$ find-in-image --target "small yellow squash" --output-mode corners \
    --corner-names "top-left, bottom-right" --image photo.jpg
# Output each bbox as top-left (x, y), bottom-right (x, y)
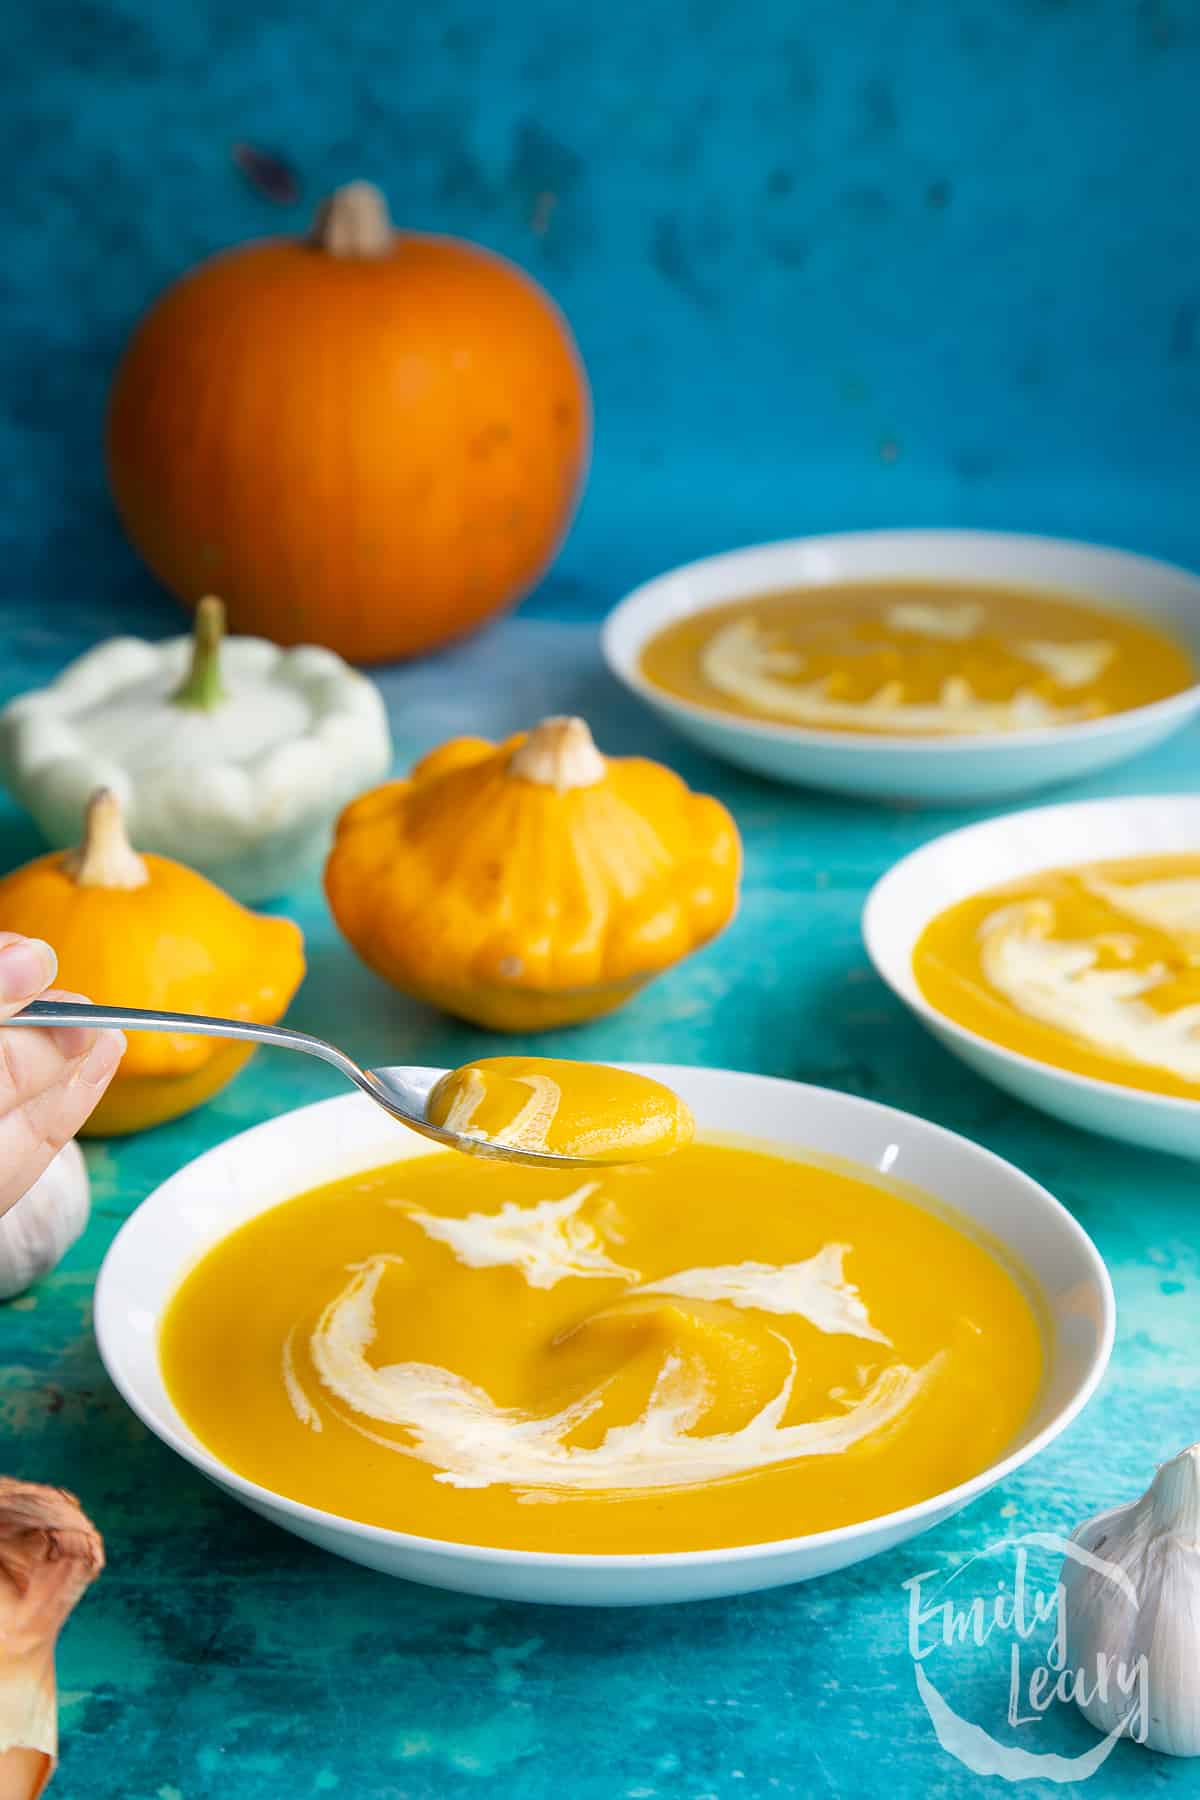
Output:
top-left (0, 789), bottom-right (305, 1134)
top-left (325, 716), bottom-right (740, 1030)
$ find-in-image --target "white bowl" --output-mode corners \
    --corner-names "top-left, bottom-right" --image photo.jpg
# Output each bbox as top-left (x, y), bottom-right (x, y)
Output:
top-left (864, 795), bottom-right (1200, 1157)
top-left (94, 1066), bottom-right (1113, 1606)
top-left (602, 529), bottom-right (1200, 804)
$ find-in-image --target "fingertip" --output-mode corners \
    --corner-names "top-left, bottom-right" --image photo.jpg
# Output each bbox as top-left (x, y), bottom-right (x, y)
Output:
top-left (75, 1030), bottom-right (126, 1090)
top-left (41, 990), bottom-right (97, 1060)
top-left (0, 937), bottom-right (58, 1008)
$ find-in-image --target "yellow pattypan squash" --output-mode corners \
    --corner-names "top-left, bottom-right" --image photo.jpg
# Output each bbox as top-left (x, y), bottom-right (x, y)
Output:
top-left (0, 788), bottom-right (305, 1134)
top-left (325, 715), bottom-right (741, 1031)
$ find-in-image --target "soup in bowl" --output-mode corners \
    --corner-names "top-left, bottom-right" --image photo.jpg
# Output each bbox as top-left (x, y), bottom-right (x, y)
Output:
top-left (604, 531), bottom-right (1200, 804)
top-left (94, 1068), bottom-right (1113, 1605)
top-left (865, 796), bottom-right (1200, 1159)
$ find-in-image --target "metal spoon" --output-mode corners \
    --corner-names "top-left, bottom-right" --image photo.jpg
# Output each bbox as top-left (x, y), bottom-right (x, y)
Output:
top-left (9, 999), bottom-right (601, 1169)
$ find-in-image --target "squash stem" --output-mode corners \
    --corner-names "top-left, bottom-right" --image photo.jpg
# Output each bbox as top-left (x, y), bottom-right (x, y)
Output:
top-left (509, 717), bottom-right (607, 791)
top-left (310, 182), bottom-right (393, 257)
top-left (63, 789), bottom-right (150, 890)
top-left (173, 596), bottom-right (227, 710)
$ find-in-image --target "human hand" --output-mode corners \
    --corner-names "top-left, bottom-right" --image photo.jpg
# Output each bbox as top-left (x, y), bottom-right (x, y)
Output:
top-left (0, 934), bottom-right (125, 1219)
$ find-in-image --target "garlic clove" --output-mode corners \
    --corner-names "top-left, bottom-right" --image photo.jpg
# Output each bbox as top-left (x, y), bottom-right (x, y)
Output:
top-left (0, 1144), bottom-right (89, 1303)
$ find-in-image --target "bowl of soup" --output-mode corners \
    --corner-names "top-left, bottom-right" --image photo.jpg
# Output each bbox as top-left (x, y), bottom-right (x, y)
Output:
top-left (864, 796), bottom-right (1200, 1156)
top-left (94, 1066), bottom-right (1113, 1605)
top-left (603, 531), bottom-right (1200, 803)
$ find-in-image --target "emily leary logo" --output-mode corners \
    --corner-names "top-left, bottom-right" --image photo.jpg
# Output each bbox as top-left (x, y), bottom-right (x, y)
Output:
top-left (903, 1531), bottom-right (1149, 1782)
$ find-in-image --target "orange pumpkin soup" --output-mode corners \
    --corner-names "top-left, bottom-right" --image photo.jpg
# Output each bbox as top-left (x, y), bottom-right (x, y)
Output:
top-left (915, 853), bottom-right (1200, 1098)
top-left (427, 1056), bottom-right (694, 1161)
top-left (160, 1141), bottom-right (1042, 1553)
top-left (640, 582), bottom-right (1192, 736)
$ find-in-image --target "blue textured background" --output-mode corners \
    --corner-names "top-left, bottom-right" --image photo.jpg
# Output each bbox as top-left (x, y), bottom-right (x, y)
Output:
top-left (3, 2), bottom-right (1200, 1796)
top-left (5, 0), bottom-right (1200, 641)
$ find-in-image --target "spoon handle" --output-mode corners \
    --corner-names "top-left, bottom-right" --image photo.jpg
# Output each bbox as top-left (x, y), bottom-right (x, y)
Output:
top-left (9, 1004), bottom-right (583, 1169)
top-left (9, 999), bottom-right (340, 1064)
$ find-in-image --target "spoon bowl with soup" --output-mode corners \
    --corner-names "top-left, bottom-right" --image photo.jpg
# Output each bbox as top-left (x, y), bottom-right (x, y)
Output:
top-left (8, 1000), bottom-right (691, 1168)
top-left (427, 1056), bottom-right (694, 1162)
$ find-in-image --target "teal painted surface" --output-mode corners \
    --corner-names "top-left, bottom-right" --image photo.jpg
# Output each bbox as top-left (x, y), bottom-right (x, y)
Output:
top-left (3, 614), bottom-right (1200, 1798)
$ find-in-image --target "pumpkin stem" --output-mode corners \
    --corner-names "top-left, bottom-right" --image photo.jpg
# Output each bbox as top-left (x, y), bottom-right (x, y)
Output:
top-left (310, 182), bottom-right (393, 257)
top-left (62, 790), bottom-right (150, 891)
top-left (509, 717), bottom-right (607, 792)
top-left (172, 596), bottom-right (228, 710)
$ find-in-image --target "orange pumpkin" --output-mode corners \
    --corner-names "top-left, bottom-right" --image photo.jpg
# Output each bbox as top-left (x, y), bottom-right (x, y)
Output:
top-left (106, 182), bottom-right (591, 664)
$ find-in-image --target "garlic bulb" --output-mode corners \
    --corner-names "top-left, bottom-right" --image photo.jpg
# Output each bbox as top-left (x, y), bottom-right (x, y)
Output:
top-left (1063, 1444), bottom-right (1200, 1757)
top-left (0, 1144), bottom-right (89, 1302)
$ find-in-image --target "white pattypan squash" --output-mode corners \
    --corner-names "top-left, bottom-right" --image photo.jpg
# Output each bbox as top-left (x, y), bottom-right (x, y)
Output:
top-left (0, 598), bottom-right (393, 902)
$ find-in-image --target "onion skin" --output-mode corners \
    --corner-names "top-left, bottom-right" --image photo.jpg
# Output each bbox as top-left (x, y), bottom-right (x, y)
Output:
top-left (0, 1481), bottom-right (104, 1797)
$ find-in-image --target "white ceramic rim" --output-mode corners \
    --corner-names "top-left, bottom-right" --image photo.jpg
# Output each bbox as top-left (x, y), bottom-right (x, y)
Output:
top-left (863, 793), bottom-right (1200, 1121)
top-left (602, 528), bottom-right (1200, 753)
top-left (94, 1069), bottom-right (1115, 1574)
